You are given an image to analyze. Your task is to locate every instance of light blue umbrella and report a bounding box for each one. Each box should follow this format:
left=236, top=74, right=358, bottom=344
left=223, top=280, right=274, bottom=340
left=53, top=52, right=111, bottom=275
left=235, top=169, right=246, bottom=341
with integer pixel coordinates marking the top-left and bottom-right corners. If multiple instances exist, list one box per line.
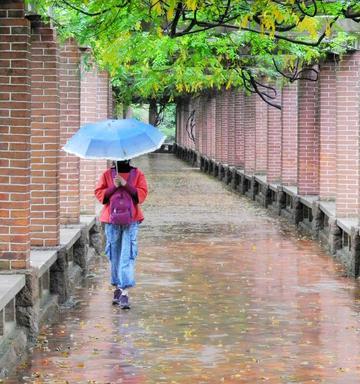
left=63, top=118, right=166, bottom=161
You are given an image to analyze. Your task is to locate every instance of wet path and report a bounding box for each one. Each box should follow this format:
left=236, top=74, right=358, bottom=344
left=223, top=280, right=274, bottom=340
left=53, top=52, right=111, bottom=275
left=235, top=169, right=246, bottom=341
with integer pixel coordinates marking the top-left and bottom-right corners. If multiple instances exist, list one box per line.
left=7, top=154, right=360, bottom=383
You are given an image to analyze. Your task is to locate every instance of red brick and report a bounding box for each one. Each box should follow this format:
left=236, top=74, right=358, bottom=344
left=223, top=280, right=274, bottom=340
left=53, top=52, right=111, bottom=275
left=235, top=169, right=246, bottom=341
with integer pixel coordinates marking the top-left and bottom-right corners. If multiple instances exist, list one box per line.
left=0, top=1, right=31, bottom=269
left=281, top=83, right=298, bottom=186
left=267, top=87, right=282, bottom=183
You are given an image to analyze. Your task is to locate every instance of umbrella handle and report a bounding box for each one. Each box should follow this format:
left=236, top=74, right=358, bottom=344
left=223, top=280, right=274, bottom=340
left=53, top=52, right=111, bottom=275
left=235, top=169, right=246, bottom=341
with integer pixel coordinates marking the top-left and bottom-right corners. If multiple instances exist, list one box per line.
left=115, top=161, right=118, bottom=174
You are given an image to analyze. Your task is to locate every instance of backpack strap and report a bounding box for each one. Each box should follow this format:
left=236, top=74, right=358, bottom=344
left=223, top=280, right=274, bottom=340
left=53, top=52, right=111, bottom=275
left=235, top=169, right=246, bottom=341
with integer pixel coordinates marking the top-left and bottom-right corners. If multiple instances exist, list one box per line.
left=127, top=168, right=137, bottom=187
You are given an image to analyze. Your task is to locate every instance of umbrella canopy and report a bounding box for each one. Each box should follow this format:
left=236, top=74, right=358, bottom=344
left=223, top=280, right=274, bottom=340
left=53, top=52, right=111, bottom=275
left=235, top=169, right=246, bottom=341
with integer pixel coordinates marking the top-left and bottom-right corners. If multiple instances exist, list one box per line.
left=62, top=118, right=166, bottom=160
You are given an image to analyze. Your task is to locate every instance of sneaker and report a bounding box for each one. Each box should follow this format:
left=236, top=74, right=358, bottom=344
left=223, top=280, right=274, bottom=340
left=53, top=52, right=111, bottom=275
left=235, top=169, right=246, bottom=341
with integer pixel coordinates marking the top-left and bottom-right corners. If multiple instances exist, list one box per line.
left=112, top=288, right=122, bottom=305
left=119, top=293, right=131, bottom=310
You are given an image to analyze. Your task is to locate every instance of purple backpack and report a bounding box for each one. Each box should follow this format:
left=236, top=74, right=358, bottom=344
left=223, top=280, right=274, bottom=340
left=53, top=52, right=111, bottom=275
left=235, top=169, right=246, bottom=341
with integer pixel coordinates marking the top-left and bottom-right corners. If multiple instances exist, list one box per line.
left=109, top=168, right=137, bottom=226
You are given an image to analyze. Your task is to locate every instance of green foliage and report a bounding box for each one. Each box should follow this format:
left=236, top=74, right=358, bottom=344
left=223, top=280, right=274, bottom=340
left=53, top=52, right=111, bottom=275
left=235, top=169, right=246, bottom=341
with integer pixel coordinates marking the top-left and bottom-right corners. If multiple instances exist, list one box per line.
left=157, top=104, right=176, bottom=143
left=31, top=0, right=359, bottom=104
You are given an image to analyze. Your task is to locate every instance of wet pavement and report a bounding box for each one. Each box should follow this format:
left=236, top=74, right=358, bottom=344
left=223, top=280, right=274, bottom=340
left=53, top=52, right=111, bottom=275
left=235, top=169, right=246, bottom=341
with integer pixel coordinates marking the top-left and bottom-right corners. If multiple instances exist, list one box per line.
left=6, top=153, right=360, bottom=383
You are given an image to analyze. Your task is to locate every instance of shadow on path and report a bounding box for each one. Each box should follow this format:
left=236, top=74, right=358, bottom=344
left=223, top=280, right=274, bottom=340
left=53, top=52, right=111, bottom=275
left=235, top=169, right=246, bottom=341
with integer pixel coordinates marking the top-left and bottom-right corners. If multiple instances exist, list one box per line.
left=6, top=154, right=360, bottom=383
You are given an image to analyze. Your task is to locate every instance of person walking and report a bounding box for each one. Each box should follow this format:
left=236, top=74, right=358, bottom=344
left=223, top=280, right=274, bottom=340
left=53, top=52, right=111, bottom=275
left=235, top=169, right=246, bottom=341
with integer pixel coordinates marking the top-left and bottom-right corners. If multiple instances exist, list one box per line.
left=95, top=159, right=148, bottom=309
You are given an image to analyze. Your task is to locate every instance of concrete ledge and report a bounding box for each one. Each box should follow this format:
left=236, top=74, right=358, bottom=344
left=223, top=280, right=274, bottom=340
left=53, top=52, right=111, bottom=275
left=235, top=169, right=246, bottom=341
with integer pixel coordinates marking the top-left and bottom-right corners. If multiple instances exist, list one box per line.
left=60, top=226, right=82, bottom=251
left=81, top=215, right=97, bottom=228
left=30, top=249, right=58, bottom=277
left=254, top=174, right=267, bottom=185
left=0, top=275, right=25, bottom=311
left=337, top=218, right=358, bottom=234
left=299, top=195, right=318, bottom=208
left=319, top=201, right=336, bottom=218
left=283, top=185, right=297, bottom=196
left=269, top=183, right=280, bottom=192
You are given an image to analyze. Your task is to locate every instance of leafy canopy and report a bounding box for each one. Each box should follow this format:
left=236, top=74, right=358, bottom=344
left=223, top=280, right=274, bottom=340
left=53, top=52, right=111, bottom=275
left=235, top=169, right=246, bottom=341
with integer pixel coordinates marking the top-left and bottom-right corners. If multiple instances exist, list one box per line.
left=31, top=0, right=360, bottom=105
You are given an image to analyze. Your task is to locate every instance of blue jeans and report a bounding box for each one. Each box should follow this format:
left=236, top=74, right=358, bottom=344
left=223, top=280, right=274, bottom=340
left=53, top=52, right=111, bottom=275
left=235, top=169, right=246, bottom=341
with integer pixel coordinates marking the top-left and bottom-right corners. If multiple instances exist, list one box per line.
left=104, top=222, right=139, bottom=289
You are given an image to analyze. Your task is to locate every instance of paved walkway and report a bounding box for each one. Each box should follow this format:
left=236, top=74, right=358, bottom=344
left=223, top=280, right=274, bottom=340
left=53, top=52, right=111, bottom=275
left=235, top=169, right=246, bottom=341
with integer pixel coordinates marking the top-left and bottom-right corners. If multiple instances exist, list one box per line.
left=7, top=154, right=360, bottom=383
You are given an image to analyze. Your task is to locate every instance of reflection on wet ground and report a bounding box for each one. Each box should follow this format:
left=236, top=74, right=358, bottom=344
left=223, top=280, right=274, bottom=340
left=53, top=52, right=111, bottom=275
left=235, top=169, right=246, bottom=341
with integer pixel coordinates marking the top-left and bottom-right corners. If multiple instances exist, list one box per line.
left=6, top=154, right=360, bottom=383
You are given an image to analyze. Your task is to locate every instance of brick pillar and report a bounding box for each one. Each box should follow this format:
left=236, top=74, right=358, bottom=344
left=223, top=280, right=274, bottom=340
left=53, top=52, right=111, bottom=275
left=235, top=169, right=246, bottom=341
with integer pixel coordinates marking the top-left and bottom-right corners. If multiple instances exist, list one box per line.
left=336, top=53, right=360, bottom=217
left=80, top=60, right=98, bottom=215
left=195, top=97, right=202, bottom=153
left=201, top=94, right=209, bottom=156
left=255, top=96, right=268, bottom=174
left=319, top=61, right=336, bottom=200
left=227, top=90, right=236, bottom=166
left=281, top=82, right=298, bottom=186
left=59, top=39, right=81, bottom=224
left=209, top=95, right=216, bottom=159
left=244, top=93, right=256, bottom=174
left=267, top=89, right=282, bottom=183
left=183, top=99, right=189, bottom=148
left=96, top=71, right=110, bottom=189
left=184, top=100, right=189, bottom=148
left=80, top=61, right=110, bottom=215
left=215, top=92, right=222, bottom=161
left=29, top=16, right=60, bottom=247
left=0, top=1, right=31, bottom=269
left=108, top=80, right=114, bottom=118
left=186, top=98, right=191, bottom=149
left=234, top=90, right=244, bottom=168
left=298, top=74, right=320, bottom=195
left=220, top=90, right=229, bottom=164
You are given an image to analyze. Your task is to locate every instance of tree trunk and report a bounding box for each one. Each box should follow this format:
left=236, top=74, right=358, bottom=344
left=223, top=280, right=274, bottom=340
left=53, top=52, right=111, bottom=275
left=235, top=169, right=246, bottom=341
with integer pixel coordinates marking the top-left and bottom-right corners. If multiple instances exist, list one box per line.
left=149, top=99, right=157, bottom=126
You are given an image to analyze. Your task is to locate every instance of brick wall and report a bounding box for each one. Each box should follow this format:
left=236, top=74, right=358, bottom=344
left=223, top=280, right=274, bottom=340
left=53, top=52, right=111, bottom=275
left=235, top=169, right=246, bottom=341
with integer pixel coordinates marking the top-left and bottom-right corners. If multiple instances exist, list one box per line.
left=208, top=95, right=216, bottom=158
left=95, top=71, right=110, bottom=201
left=29, top=16, right=60, bottom=247
left=59, top=39, right=81, bottom=224
left=176, top=102, right=182, bottom=145
left=0, top=0, right=31, bottom=269
left=220, top=90, right=229, bottom=163
left=234, top=90, right=244, bottom=168
left=181, top=99, right=188, bottom=148
left=215, top=92, right=223, bottom=162
left=281, top=83, right=298, bottom=186
left=227, top=90, right=236, bottom=166
left=80, top=58, right=98, bottom=216
left=297, top=73, right=320, bottom=195
left=194, top=97, right=201, bottom=153
left=336, top=53, right=360, bottom=217
left=80, top=61, right=111, bottom=215
left=175, top=55, right=360, bottom=224
left=244, top=93, right=256, bottom=174
left=255, top=95, right=268, bottom=174
left=319, top=61, right=337, bottom=200
left=267, top=88, right=282, bottom=183
left=201, top=95, right=208, bottom=157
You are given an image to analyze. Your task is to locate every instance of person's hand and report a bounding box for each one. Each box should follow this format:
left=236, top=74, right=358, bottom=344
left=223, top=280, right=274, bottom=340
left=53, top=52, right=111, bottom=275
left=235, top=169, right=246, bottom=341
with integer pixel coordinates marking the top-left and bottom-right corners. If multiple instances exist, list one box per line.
left=114, top=175, right=127, bottom=187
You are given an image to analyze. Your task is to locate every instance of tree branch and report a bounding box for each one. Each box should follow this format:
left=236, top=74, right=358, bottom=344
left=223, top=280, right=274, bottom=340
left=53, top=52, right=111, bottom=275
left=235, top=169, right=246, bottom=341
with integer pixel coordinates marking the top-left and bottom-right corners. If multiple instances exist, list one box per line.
left=58, top=0, right=129, bottom=17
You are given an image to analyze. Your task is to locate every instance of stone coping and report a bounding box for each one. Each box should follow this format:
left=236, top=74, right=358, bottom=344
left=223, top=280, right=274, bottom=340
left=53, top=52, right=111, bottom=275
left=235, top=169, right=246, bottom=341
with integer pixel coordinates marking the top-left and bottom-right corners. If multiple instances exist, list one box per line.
left=30, top=249, right=58, bottom=277
left=244, top=174, right=253, bottom=181
left=80, top=215, right=97, bottom=228
left=319, top=201, right=336, bottom=218
left=254, top=175, right=267, bottom=184
left=282, top=185, right=298, bottom=196
left=299, top=195, right=319, bottom=208
left=0, top=275, right=25, bottom=311
left=60, top=226, right=82, bottom=251
left=337, top=218, right=359, bottom=234
left=269, top=183, right=280, bottom=192
left=26, top=216, right=98, bottom=278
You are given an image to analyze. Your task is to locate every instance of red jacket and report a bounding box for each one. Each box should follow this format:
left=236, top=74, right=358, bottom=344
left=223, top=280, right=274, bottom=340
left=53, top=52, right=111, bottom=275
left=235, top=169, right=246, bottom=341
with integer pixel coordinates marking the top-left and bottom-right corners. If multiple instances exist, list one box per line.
left=94, top=167, right=148, bottom=223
